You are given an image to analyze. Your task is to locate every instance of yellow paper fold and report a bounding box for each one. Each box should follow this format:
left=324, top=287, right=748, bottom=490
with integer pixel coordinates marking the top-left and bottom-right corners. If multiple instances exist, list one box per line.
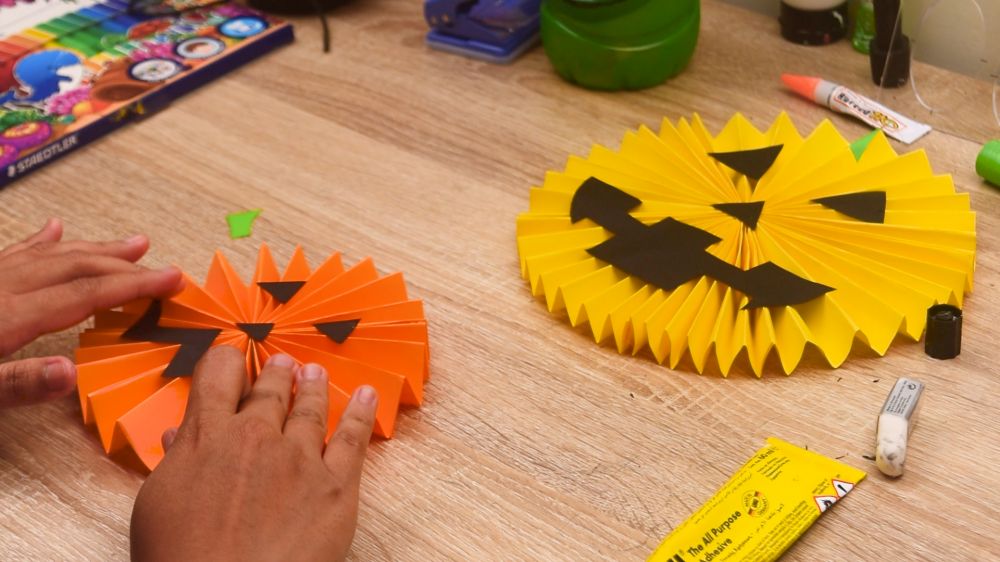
left=516, top=113, right=976, bottom=376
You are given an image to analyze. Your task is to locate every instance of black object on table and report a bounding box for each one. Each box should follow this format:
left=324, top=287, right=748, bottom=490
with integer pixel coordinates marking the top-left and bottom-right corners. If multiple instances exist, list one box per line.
left=870, top=0, right=910, bottom=87
left=247, top=0, right=359, bottom=52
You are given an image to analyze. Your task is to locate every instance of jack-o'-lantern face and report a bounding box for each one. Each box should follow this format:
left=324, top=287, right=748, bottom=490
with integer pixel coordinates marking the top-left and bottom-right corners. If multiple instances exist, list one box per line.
left=516, top=113, right=976, bottom=376
left=119, top=283, right=362, bottom=378
left=569, top=144, right=888, bottom=309
left=75, top=246, right=429, bottom=470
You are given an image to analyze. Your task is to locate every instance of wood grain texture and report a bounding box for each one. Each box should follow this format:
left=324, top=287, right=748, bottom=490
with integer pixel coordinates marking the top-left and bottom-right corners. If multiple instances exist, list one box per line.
left=1, top=0, right=999, bottom=559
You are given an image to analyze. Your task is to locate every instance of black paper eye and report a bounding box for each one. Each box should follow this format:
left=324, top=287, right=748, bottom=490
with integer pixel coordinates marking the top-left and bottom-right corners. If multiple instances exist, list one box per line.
left=314, top=319, right=361, bottom=343
left=812, top=192, right=887, bottom=223
left=258, top=281, right=306, bottom=303
left=708, top=145, right=784, bottom=181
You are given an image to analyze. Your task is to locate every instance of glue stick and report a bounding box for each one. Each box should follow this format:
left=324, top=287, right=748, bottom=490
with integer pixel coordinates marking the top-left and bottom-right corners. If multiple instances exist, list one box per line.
left=875, top=377, right=924, bottom=477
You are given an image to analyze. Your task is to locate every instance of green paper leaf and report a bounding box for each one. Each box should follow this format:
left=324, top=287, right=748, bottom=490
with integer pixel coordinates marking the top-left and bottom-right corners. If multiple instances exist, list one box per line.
left=850, top=129, right=879, bottom=161
left=226, top=209, right=261, bottom=239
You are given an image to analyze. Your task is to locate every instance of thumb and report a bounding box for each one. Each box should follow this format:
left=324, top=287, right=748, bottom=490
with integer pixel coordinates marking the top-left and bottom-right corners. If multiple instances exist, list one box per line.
left=0, top=356, right=77, bottom=408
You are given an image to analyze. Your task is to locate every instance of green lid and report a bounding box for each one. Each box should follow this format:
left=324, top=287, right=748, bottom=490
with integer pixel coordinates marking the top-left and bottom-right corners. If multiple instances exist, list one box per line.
left=975, top=140, right=1000, bottom=187
left=541, top=0, right=700, bottom=91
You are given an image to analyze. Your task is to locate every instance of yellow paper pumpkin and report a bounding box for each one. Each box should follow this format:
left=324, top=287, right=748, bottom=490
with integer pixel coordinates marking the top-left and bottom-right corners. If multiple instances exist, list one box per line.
left=516, top=113, right=976, bottom=376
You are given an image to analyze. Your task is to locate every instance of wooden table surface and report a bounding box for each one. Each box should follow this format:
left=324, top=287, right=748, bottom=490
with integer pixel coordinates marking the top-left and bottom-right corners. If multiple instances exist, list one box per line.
left=2, top=0, right=999, bottom=559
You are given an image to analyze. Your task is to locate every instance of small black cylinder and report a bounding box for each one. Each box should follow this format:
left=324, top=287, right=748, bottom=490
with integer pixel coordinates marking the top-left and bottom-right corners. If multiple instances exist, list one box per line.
left=779, top=1, right=848, bottom=46
left=925, top=304, right=962, bottom=360
left=869, top=0, right=910, bottom=87
left=872, top=0, right=901, bottom=46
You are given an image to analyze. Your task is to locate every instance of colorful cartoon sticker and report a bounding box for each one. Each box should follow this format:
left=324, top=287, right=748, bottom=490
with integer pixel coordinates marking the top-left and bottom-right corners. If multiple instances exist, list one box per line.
left=218, top=16, right=269, bottom=39
left=128, top=58, right=185, bottom=83
left=175, top=37, right=226, bottom=60
left=0, top=50, right=83, bottom=105
left=1, top=121, right=52, bottom=150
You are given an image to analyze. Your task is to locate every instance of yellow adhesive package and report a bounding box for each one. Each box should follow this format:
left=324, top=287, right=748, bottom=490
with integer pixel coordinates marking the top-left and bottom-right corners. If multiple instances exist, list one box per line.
left=649, top=437, right=866, bottom=562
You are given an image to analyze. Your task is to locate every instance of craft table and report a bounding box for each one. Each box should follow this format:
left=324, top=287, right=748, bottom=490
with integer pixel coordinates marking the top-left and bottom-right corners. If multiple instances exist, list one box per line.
left=1, top=0, right=998, bottom=559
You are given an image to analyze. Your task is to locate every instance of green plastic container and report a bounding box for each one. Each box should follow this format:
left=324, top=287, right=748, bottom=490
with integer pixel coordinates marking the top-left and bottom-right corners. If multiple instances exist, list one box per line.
left=541, top=0, right=700, bottom=91
left=976, top=140, right=1000, bottom=188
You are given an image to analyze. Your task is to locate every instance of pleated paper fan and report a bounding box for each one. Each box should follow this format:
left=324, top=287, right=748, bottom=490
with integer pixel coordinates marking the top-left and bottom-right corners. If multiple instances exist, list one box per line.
left=516, top=113, right=975, bottom=376
left=75, top=245, right=429, bottom=470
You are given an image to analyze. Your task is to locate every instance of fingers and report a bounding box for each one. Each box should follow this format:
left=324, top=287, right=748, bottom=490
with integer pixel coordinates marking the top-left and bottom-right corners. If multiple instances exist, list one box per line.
left=283, top=364, right=329, bottom=454
left=50, top=237, right=148, bottom=260
left=183, top=346, right=249, bottom=425
left=1, top=253, right=144, bottom=295
left=323, top=386, right=377, bottom=488
left=239, top=354, right=296, bottom=428
left=12, top=266, right=183, bottom=339
left=1, top=236, right=150, bottom=270
left=0, top=218, right=63, bottom=258
left=0, top=223, right=149, bottom=270
left=35, top=237, right=149, bottom=261
left=0, top=356, right=76, bottom=408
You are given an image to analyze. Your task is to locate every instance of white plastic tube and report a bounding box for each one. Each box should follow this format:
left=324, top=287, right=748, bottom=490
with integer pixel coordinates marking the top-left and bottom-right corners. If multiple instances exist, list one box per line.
left=875, top=377, right=924, bottom=477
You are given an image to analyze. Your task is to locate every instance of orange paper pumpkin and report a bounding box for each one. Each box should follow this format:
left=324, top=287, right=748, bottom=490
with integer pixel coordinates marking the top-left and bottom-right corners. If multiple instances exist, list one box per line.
left=75, top=245, right=429, bottom=470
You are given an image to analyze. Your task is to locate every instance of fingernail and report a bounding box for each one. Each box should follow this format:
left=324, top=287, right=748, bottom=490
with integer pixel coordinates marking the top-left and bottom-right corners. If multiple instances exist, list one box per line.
left=299, top=363, right=326, bottom=382
left=354, top=385, right=377, bottom=406
left=125, top=234, right=145, bottom=245
left=161, top=427, right=178, bottom=451
left=267, top=354, right=294, bottom=368
left=155, top=266, right=181, bottom=277
left=43, top=358, right=75, bottom=392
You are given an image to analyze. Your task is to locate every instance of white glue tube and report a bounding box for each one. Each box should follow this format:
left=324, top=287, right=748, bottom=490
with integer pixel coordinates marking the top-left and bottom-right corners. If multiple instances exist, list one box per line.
left=875, top=377, right=925, bottom=477
left=782, top=74, right=932, bottom=144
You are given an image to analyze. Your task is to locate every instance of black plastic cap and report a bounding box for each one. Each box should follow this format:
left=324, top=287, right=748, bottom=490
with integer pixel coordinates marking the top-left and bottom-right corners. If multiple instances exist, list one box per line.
left=870, top=34, right=910, bottom=87
left=779, top=1, right=848, bottom=46
left=925, top=304, right=962, bottom=360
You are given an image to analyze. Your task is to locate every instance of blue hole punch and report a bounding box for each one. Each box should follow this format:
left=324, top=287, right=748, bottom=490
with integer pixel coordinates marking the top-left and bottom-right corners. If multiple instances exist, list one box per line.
left=424, top=0, right=541, bottom=64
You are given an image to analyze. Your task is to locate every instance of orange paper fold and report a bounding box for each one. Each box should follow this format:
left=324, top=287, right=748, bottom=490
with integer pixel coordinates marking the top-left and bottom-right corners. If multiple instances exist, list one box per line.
left=75, top=245, right=430, bottom=471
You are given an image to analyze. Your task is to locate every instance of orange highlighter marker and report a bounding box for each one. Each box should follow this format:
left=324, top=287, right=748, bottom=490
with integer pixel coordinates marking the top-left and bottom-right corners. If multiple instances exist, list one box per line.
left=781, top=73, right=931, bottom=144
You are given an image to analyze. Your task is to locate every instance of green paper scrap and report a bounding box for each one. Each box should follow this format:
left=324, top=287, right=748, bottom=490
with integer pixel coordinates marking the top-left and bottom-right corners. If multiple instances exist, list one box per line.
left=850, top=129, right=879, bottom=161
left=226, top=209, right=261, bottom=239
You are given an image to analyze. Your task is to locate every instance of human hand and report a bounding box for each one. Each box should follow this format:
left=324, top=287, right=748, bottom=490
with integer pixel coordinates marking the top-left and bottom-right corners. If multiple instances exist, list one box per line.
left=131, top=346, right=378, bottom=562
left=0, top=218, right=183, bottom=408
